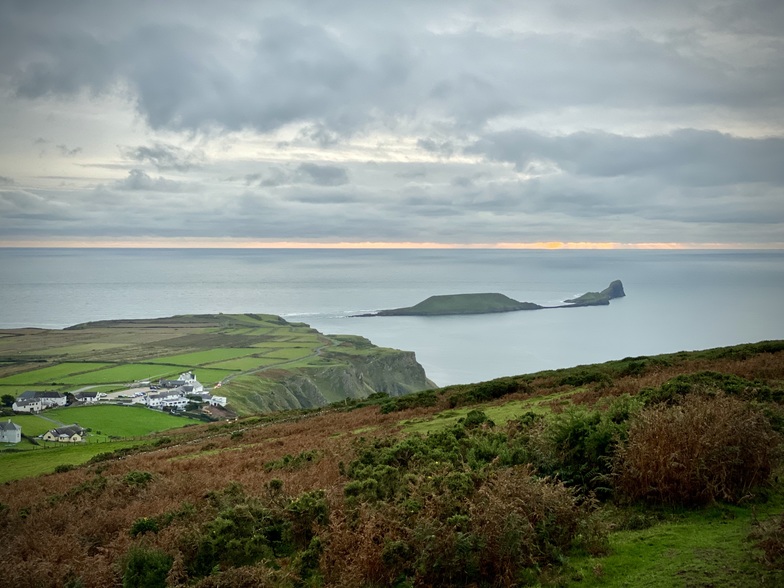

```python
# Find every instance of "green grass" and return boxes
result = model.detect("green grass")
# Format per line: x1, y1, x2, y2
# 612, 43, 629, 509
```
46, 405, 194, 437
0, 384, 56, 396
251, 342, 316, 349
16, 342, 128, 356
60, 363, 185, 385
0, 362, 112, 385
147, 348, 261, 366
568, 502, 784, 587
6, 414, 58, 436
204, 356, 283, 371
183, 367, 238, 386
0, 440, 147, 482
263, 347, 316, 361
403, 389, 579, 434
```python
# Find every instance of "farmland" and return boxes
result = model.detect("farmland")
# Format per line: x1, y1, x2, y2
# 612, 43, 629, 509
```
0, 313, 433, 415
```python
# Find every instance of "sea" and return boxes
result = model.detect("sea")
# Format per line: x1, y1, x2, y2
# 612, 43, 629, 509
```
1, 248, 782, 387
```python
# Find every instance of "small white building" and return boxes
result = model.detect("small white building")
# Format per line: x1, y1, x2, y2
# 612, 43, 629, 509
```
207, 395, 228, 407
74, 391, 100, 403
159, 371, 204, 394
12, 398, 42, 413
0, 420, 22, 443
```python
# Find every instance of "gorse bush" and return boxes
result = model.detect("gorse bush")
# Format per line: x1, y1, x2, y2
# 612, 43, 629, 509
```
614, 394, 780, 506
641, 371, 783, 406
122, 546, 172, 588
185, 483, 329, 581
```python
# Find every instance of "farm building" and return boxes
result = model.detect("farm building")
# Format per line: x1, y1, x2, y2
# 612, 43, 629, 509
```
207, 395, 228, 407
17, 390, 67, 408
159, 371, 203, 393
43, 424, 85, 443
0, 420, 22, 443
74, 391, 100, 403
12, 398, 42, 413
146, 391, 188, 410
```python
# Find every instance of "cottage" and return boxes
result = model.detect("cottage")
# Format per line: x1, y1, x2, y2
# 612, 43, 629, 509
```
74, 391, 100, 403
43, 424, 85, 443
159, 371, 203, 393
12, 398, 42, 413
207, 395, 228, 407
18, 390, 67, 408
0, 420, 22, 444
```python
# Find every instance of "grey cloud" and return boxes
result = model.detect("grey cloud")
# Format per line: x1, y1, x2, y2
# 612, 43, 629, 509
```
295, 163, 349, 186
110, 169, 188, 192
56, 144, 82, 157
469, 129, 784, 186
4, 2, 782, 138
0, 176, 14, 186
418, 138, 455, 157
121, 142, 203, 171
249, 164, 350, 188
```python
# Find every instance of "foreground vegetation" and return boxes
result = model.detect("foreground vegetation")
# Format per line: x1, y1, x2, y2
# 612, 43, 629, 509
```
1, 340, 783, 586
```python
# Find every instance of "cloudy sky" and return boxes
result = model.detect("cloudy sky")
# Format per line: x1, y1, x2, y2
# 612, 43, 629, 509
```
1, 0, 783, 248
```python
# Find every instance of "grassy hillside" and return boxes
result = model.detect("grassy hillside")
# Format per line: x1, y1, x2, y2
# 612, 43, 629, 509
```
0, 313, 433, 413
1, 340, 783, 587
378, 292, 542, 315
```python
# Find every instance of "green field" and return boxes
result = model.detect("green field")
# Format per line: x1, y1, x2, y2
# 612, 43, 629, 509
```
6, 414, 56, 437
60, 363, 185, 385
0, 440, 147, 483
205, 356, 283, 371
148, 348, 261, 366
263, 347, 316, 361
0, 362, 112, 385
46, 405, 193, 437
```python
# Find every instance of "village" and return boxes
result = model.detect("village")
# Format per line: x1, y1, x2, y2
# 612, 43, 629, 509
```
0, 370, 228, 445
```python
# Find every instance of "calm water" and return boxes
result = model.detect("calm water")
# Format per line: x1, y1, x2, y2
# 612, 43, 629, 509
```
1, 248, 782, 386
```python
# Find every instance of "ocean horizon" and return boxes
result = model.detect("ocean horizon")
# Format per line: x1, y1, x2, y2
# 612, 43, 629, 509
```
1, 247, 782, 386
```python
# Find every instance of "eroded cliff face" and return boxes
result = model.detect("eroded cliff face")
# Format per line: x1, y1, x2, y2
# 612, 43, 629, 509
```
226, 349, 436, 415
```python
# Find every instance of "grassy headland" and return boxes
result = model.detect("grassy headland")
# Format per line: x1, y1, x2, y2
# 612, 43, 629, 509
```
1, 340, 782, 587
362, 279, 625, 316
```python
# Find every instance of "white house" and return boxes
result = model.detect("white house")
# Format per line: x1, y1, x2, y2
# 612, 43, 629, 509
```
146, 390, 188, 410
43, 424, 85, 443
12, 398, 42, 413
0, 420, 22, 443
17, 390, 66, 408
74, 391, 100, 404
159, 371, 203, 393
207, 395, 228, 407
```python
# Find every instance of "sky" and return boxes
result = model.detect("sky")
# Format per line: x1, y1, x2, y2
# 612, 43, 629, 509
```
0, 0, 783, 249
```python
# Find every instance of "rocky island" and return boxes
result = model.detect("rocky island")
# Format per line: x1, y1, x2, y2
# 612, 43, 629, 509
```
357, 280, 625, 316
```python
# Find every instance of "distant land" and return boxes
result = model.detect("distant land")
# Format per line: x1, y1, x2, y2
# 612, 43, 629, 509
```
357, 280, 625, 316
0, 313, 434, 415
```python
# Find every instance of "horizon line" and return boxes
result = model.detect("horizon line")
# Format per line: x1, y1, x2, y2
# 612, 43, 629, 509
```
1, 239, 784, 250
0, 237, 784, 250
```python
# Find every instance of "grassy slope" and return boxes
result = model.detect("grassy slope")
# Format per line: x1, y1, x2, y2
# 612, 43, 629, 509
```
46, 405, 193, 437
0, 440, 148, 483
0, 314, 416, 411
1, 340, 782, 586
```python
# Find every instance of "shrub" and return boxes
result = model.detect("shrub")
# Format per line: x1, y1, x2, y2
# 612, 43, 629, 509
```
130, 517, 159, 537
542, 407, 626, 497
124, 471, 154, 488
448, 378, 526, 407
380, 390, 438, 413
614, 395, 780, 506
752, 512, 784, 569
122, 546, 172, 588
54, 464, 75, 473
